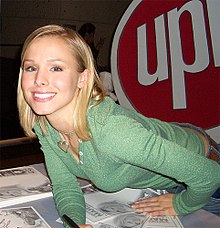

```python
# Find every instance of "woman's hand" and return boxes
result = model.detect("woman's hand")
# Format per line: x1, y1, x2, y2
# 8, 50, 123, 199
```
131, 193, 177, 216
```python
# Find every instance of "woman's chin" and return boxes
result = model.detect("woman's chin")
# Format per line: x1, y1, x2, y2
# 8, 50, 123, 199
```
33, 109, 53, 116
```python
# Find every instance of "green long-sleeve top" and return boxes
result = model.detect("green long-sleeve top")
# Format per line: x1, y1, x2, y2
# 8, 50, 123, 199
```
34, 97, 220, 225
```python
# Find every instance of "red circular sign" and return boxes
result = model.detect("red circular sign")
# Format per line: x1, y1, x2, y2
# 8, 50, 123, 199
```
111, 0, 219, 137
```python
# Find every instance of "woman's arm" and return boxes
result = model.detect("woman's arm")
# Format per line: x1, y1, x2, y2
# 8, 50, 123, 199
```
35, 127, 86, 225
99, 115, 220, 215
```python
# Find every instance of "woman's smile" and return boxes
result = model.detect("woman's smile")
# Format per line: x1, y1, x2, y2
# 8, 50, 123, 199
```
32, 92, 56, 102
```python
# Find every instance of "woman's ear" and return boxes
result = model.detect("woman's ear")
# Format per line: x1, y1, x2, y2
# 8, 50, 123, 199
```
77, 69, 90, 89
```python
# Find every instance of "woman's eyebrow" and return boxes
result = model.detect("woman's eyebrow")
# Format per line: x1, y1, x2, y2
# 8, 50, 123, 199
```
23, 59, 34, 63
47, 58, 65, 63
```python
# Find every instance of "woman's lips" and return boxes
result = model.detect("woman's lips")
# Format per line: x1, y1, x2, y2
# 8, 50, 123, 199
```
32, 92, 56, 102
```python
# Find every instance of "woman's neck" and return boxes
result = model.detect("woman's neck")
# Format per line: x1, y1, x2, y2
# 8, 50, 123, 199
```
46, 93, 78, 133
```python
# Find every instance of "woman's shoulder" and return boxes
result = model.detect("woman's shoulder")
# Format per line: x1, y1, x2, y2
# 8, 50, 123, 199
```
87, 97, 146, 135
33, 120, 52, 138
88, 97, 119, 124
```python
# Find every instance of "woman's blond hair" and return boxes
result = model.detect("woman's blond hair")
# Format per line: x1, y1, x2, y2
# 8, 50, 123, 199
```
17, 24, 105, 140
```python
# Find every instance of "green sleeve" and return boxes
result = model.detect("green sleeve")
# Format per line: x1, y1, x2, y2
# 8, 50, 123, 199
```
98, 115, 220, 215
34, 126, 86, 225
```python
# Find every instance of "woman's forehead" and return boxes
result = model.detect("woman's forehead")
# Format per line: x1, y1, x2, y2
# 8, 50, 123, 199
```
24, 36, 75, 59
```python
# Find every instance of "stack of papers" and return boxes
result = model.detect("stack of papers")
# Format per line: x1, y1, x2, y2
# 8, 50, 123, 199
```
84, 187, 184, 228
0, 166, 52, 208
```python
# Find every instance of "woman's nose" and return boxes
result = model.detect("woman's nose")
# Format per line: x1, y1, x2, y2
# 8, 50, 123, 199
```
34, 70, 48, 86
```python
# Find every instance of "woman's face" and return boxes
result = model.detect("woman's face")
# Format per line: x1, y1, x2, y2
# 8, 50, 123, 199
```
21, 36, 87, 120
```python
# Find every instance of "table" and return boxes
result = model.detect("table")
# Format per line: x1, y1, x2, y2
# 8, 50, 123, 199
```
2, 163, 220, 227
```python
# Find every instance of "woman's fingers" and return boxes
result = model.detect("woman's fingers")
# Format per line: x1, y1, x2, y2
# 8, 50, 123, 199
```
131, 193, 177, 216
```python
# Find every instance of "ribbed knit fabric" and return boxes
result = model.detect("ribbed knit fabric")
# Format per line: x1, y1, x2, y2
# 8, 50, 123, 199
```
34, 97, 220, 226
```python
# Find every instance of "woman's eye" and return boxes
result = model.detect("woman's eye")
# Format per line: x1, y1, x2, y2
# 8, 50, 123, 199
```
24, 66, 36, 72
51, 66, 62, 72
